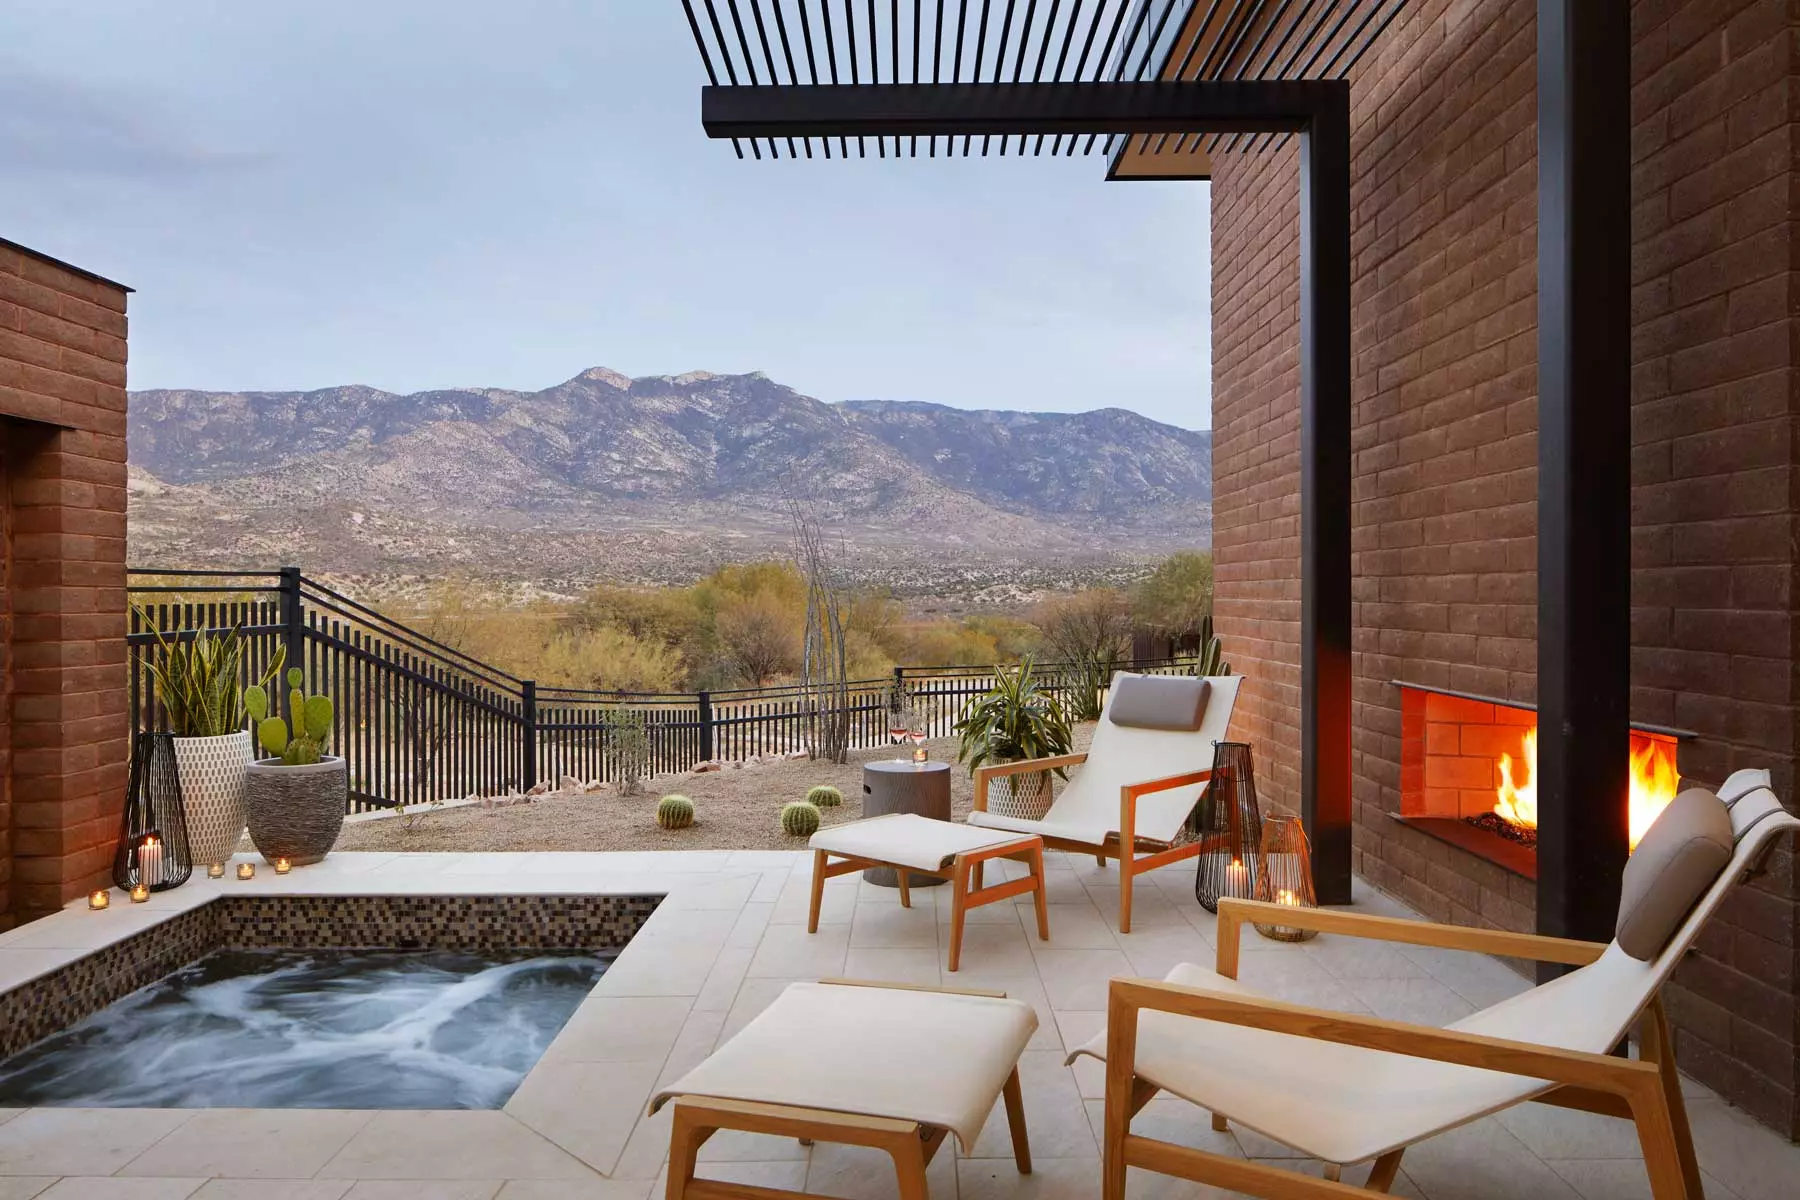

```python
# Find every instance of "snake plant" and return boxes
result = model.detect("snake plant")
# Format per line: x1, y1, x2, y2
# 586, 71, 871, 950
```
139, 613, 284, 738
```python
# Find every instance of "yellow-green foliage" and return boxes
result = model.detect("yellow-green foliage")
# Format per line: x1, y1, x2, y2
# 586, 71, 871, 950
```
656, 794, 695, 830
780, 801, 821, 837
805, 785, 843, 808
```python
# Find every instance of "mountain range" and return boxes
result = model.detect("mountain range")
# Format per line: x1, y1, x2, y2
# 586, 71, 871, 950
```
126, 367, 1212, 599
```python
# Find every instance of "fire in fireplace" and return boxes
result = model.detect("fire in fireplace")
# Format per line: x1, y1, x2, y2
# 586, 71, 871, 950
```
1395, 683, 1690, 878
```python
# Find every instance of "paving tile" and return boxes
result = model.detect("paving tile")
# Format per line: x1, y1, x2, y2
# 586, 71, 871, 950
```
957, 1156, 1224, 1198
503, 1059, 662, 1175
1682, 1098, 1800, 1200
496, 1181, 651, 1200
1053, 1011, 1108, 1099
1492, 1103, 1647, 1161
1299, 935, 1429, 980
1034, 903, 1121, 950
692, 945, 754, 1012
1029, 947, 1133, 1010
843, 947, 945, 986
746, 924, 849, 977
1083, 1098, 1236, 1157
34, 1183, 205, 1200
188, 1185, 352, 1200
1115, 928, 1215, 980
1340, 977, 1477, 1026
0, 948, 86, 991
586, 941, 716, 997
653, 1162, 805, 1195
339, 1186, 501, 1200
0, 1183, 58, 1200
936, 925, 1041, 977
968, 1051, 1095, 1161
848, 902, 940, 949
0, 1112, 22, 1129
0, 1110, 193, 1177
726, 902, 775, 948
316, 1113, 595, 1180
120, 1110, 372, 1179
656, 1007, 729, 1089
718, 976, 816, 1043
1393, 1118, 1583, 1200
1391, 943, 1532, 1009
1546, 1160, 1742, 1200
544, 996, 693, 1064
806, 1141, 956, 1199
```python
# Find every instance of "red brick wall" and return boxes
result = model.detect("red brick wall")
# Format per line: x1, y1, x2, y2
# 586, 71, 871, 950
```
0, 239, 131, 928
1209, 0, 1800, 1136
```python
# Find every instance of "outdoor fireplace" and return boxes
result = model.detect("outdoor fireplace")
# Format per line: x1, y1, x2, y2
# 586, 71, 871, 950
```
1394, 683, 1689, 879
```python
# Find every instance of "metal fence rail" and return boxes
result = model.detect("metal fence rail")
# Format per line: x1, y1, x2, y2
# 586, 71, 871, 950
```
128, 567, 1196, 811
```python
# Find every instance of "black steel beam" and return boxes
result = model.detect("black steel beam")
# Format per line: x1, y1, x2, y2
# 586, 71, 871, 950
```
701, 79, 1338, 138
1535, 0, 1631, 959
1300, 81, 1353, 906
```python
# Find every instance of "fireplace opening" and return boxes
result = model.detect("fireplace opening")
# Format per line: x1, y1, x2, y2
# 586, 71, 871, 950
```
1394, 683, 1690, 879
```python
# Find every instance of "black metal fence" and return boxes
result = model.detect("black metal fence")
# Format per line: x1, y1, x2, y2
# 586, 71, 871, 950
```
128, 567, 1196, 812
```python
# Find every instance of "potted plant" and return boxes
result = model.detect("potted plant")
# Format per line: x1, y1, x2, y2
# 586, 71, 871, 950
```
243, 668, 345, 865
953, 657, 1073, 822
140, 621, 282, 865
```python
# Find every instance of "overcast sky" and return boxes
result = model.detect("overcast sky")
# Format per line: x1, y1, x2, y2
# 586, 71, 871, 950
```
0, 1, 1212, 429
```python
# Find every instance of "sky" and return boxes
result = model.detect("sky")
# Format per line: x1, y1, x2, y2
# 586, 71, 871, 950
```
0, 0, 1212, 429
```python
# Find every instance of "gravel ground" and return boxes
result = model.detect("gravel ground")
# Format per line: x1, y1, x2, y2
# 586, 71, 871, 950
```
338, 727, 1095, 853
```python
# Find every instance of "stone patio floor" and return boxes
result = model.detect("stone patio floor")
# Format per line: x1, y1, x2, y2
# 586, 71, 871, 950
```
0, 848, 1795, 1199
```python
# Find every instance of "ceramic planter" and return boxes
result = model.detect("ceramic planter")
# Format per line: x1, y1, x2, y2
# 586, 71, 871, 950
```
245, 756, 347, 866
988, 766, 1054, 822
171, 730, 255, 864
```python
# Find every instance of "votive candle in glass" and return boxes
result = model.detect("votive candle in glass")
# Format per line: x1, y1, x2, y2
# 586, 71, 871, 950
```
88, 889, 110, 911
274, 857, 292, 875
237, 862, 256, 880
129, 882, 150, 903
207, 862, 226, 879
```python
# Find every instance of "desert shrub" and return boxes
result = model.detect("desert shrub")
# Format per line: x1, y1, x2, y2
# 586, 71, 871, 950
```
607, 708, 652, 796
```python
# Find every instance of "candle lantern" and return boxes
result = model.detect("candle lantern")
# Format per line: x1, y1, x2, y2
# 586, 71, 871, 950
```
129, 882, 150, 903
207, 862, 226, 879
237, 862, 257, 880
911, 745, 928, 764
1191, 741, 1266, 913
88, 889, 111, 911
274, 857, 292, 875
111, 733, 194, 894
1251, 816, 1319, 942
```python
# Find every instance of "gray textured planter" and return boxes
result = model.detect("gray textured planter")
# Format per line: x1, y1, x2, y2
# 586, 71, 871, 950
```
245, 756, 347, 866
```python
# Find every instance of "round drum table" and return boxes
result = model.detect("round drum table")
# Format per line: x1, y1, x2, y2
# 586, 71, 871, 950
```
860, 760, 953, 887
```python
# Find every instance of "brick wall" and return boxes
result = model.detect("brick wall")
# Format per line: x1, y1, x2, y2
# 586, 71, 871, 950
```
0, 238, 131, 929
1208, 0, 1800, 1136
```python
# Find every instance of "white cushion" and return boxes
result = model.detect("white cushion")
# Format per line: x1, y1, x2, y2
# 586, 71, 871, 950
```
652, 981, 1037, 1150
811, 813, 1035, 874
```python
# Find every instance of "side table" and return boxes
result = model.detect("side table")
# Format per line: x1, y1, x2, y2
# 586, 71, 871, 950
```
861, 760, 952, 887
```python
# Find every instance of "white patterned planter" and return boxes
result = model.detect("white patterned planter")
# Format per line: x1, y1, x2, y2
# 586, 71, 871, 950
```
988, 768, 1054, 822
172, 730, 254, 864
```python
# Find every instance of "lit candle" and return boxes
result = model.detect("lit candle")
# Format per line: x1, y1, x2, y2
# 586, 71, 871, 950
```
912, 746, 928, 764
1278, 889, 1297, 906
139, 835, 163, 888
207, 862, 226, 879
88, 889, 110, 910
237, 862, 256, 880
129, 882, 150, 903
274, 857, 292, 875
1226, 858, 1247, 897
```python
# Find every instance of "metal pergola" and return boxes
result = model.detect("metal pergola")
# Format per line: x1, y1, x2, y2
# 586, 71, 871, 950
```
673, 0, 1634, 945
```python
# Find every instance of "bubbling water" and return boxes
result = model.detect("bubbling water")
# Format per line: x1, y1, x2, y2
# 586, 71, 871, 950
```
0, 949, 608, 1109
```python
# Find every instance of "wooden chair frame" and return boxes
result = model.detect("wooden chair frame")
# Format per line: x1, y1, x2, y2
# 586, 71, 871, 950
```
808, 837, 1049, 970
664, 980, 1033, 1200
1101, 898, 1703, 1200
973, 753, 1214, 933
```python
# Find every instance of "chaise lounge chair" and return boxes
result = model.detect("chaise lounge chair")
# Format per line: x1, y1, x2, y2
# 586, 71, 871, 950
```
968, 672, 1241, 933
1070, 769, 1798, 1199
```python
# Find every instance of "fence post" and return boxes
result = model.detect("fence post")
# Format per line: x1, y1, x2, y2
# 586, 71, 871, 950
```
520, 680, 538, 791
697, 691, 714, 762
278, 566, 304, 716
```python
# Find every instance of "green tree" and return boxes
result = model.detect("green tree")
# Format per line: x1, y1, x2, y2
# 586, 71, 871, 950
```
1133, 550, 1215, 644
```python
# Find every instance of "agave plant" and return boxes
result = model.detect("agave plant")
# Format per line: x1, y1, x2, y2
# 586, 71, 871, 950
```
953, 657, 1074, 774
139, 613, 284, 738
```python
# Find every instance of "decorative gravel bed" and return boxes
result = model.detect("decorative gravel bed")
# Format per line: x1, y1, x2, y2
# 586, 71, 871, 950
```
338, 730, 1090, 853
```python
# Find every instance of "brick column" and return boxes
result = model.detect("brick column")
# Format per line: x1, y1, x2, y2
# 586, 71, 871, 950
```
0, 237, 131, 928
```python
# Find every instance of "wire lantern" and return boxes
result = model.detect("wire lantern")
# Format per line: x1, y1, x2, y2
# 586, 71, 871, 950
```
111, 732, 194, 892
1192, 741, 1266, 913
1252, 815, 1320, 942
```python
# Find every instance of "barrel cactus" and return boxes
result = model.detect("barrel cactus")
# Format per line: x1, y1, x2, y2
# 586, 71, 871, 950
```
780, 801, 821, 837
657, 794, 695, 830
806, 785, 843, 808
246, 668, 334, 766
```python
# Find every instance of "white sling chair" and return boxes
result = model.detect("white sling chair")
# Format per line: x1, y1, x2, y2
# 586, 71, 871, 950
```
1071, 769, 1798, 1199
968, 673, 1241, 933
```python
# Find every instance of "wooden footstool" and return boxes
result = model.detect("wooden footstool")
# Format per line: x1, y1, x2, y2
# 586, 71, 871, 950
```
808, 813, 1049, 971
651, 979, 1036, 1200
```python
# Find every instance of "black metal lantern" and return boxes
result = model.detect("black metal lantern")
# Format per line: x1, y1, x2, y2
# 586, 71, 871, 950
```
1192, 741, 1265, 913
111, 732, 194, 892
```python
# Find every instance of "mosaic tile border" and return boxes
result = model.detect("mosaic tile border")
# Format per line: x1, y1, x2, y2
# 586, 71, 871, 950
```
0, 893, 660, 1060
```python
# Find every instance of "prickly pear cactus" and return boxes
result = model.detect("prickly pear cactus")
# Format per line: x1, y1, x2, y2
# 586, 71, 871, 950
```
246, 670, 333, 765
657, 794, 695, 830
780, 801, 821, 838
805, 785, 843, 808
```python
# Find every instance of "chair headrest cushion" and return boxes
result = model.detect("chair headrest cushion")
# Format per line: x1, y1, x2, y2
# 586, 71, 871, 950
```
1616, 787, 1734, 961
1107, 674, 1211, 732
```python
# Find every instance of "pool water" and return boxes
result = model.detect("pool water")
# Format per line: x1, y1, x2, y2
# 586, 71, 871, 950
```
0, 948, 609, 1109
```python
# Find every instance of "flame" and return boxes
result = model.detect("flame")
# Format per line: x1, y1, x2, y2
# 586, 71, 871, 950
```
1492, 727, 1678, 850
